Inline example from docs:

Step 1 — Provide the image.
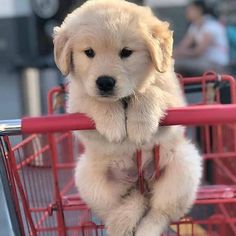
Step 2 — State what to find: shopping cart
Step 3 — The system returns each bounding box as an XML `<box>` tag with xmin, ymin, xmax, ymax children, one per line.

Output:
<box><xmin>1</xmin><ymin>73</ymin><xmax>236</xmax><ymax>236</ymax></box>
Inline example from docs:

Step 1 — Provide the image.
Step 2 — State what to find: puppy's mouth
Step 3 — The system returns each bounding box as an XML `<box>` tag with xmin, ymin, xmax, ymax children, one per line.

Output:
<box><xmin>94</xmin><ymin>88</ymin><xmax>132</xmax><ymax>102</ymax></box>
<box><xmin>96</xmin><ymin>91</ymin><xmax>119</xmax><ymax>102</ymax></box>
<box><xmin>99</xmin><ymin>91</ymin><xmax>114</xmax><ymax>97</ymax></box>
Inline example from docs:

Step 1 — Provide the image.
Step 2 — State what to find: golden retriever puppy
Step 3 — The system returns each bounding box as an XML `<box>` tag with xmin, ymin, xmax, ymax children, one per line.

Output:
<box><xmin>53</xmin><ymin>0</ymin><xmax>202</xmax><ymax>235</ymax></box>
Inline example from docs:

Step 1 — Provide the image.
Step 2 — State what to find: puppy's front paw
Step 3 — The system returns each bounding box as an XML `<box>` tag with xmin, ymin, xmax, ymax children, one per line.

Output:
<box><xmin>106</xmin><ymin>190</ymin><xmax>147</xmax><ymax>236</ymax></box>
<box><xmin>94</xmin><ymin>104</ymin><xmax>126</xmax><ymax>142</ymax></box>
<box><xmin>127</xmin><ymin>120</ymin><xmax>159</xmax><ymax>145</ymax></box>
<box><xmin>126</xmin><ymin>95</ymin><xmax>164</xmax><ymax>145</ymax></box>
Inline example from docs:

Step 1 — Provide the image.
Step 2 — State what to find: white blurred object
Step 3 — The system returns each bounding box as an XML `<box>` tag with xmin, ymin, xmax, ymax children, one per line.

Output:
<box><xmin>144</xmin><ymin>0</ymin><xmax>188</xmax><ymax>7</ymax></box>
<box><xmin>0</xmin><ymin>0</ymin><xmax>31</xmax><ymax>18</ymax></box>
<box><xmin>22</xmin><ymin>68</ymin><xmax>42</xmax><ymax>116</ymax></box>
<box><xmin>32</xmin><ymin>0</ymin><xmax>59</xmax><ymax>19</ymax></box>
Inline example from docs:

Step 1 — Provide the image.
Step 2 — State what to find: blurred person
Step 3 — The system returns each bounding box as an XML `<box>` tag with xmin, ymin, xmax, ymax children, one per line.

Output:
<box><xmin>226</xmin><ymin>23</ymin><xmax>236</xmax><ymax>74</ymax></box>
<box><xmin>174</xmin><ymin>0</ymin><xmax>229</xmax><ymax>76</ymax></box>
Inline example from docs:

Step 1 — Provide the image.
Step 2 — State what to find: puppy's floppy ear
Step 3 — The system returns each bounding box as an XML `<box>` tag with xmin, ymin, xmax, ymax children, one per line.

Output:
<box><xmin>53</xmin><ymin>26</ymin><xmax>72</xmax><ymax>76</ymax></box>
<box><xmin>142</xmin><ymin>20</ymin><xmax>173</xmax><ymax>73</ymax></box>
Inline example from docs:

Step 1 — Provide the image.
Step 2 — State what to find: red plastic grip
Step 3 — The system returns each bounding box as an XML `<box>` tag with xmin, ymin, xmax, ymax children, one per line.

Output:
<box><xmin>22</xmin><ymin>113</ymin><xmax>95</xmax><ymax>134</ymax></box>
<box><xmin>21</xmin><ymin>104</ymin><xmax>236</xmax><ymax>134</ymax></box>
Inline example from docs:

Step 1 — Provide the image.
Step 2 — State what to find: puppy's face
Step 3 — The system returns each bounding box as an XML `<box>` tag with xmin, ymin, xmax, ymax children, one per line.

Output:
<box><xmin>54</xmin><ymin>0</ymin><xmax>173</xmax><ymax>101</ymax></box>
<box><xmin>68</xmin><ymin>21</ymin><xmax>152</xmax><ymax>101</ymax></box>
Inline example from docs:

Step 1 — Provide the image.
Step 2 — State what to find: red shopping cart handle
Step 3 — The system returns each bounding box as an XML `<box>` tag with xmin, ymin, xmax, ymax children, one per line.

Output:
<box><xmin>20</xmin><ymin>104</ymin><xmax>236</xmax><ymax>134</ymax></box>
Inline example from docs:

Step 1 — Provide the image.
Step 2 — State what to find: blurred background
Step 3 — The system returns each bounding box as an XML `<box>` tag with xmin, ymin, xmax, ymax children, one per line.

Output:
<box><xmin>0</xmin><ymin>0</ymin><xmax>236</xmax><ymax>235</ymax></box>
<box><xmin>0</xmin><ymin>0</ymin><xmax>235</xmax><ymax>120</ymax></box>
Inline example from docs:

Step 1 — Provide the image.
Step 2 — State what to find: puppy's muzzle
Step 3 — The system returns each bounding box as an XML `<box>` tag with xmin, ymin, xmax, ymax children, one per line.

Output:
<box><xmin>96</xmin><ymin>76</ymin><xmax>116</xmax><ymax>96</ymax></box>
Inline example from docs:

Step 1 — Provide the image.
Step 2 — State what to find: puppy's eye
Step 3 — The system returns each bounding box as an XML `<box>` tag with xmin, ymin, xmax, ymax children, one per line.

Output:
<box><xmin>120</xmin><ymin>48</ymin><xmax>133</xmax><ymax>59</ymax></box>
<box><xmin>84</xmin><ymin>48</ymin><xmax>95</xmax><ymax>58</ymax></box>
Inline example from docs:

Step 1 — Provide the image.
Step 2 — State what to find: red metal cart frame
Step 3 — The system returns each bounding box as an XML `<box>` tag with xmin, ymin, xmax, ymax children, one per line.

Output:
<box><xmin>1</xmin><ymin>74</ymin><xmax>236</xmax><ymax>236</ymax></box>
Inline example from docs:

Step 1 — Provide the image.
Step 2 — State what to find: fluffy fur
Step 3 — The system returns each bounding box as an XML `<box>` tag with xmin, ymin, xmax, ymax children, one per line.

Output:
<box><xmin>54</xmin><ymin>0</ymin><xmax>202</xmax><ymax>235</ymax></box>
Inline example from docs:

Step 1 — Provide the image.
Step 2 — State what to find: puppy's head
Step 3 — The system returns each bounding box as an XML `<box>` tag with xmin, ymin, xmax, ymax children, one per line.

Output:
<box><xmin>54</xmin><ymin>0</ymin><xmax>173</xmax><ymax>101</ymax></box>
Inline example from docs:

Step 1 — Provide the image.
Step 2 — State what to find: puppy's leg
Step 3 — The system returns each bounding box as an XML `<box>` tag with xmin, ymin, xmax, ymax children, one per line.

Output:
<box><xmin>135</xmin><ymin>140</ymin><xmax>202</xmax><ymax>236</ymax></box>
<box><xmin>76</xmin><ymin>155</ymin><xmax>147</xmax><ymax>236</ymax></box>
<box><xmin>91</xmin><ymin>102</ymin><xmax>127</xmax><ymax>143</ymax></box>
<box><xmin>106</xmin><ymin>189</ymin><xmax>147</xmax><ymax>236</ymax></box>
<box><xmin>75</xmin><ymin>155</ymin><xmax>125</xmax><ymax>221</ymax></box>
<box><xmin>127</xmin><ymin>87</ymin><xmax>167</xmax><ymax>144</ymax></box>
<box><xmin>69</xmin><ymin>93</ymin><xmax>126</xmax><ymax>143</ymax></box>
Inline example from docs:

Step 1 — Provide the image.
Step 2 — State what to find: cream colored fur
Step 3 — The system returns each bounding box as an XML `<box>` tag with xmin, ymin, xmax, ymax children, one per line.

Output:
<box><xmin>54</xmin><ymin>1</ymin><xmax>202</xmax><ymax>235</ymax></box>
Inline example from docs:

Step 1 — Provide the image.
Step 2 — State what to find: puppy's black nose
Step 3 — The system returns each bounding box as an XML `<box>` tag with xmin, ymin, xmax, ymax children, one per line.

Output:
<box><xmin>96</xmin><ymin>76</ymin><xmax>116</xmax><ymax>93</ymax></box>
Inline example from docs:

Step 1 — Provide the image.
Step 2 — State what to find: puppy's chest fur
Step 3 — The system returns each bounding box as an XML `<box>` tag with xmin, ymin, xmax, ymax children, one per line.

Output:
<box><xmin>106</xmin><ymin>143</ymin><xmax>175</xmax><ymax>185</ymax></box>
<box><xmin>79</xmin><ymin>127</ymin><xmax>177</xmax><ymax>187</ymax></box>
<box><xmin>80</xmin><ymin>137</ymin><xmax>173</xmax><ymax>188</ymax></box>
